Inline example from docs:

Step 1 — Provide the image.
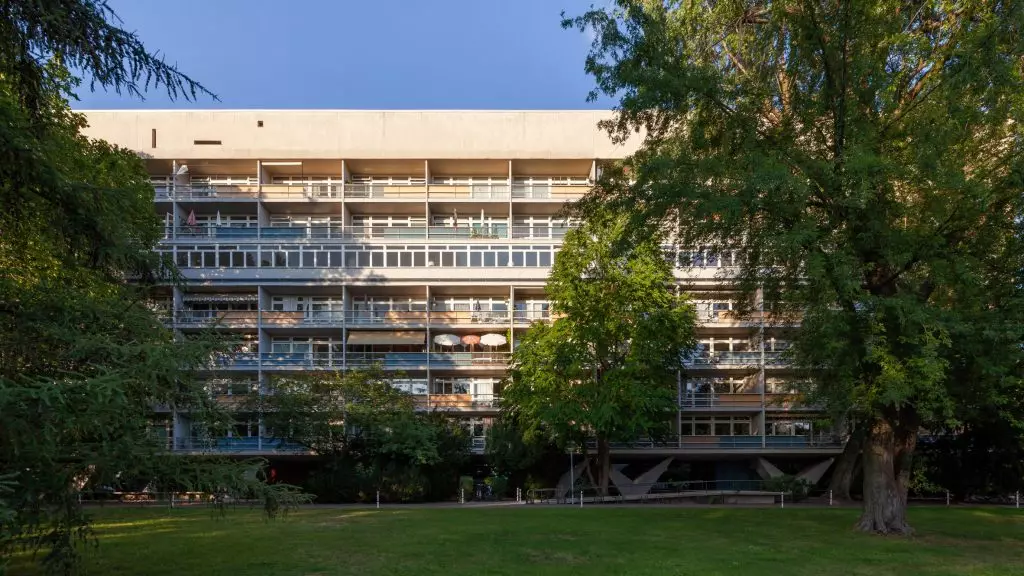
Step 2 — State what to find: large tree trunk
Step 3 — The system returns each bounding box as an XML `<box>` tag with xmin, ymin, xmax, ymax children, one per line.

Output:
<box><xmin>856</xmin><ymin>417</ymin><xmax>915</xmax><ymax>534</ymax></box>
<box><xmin>829</xmin><ymin>423</ymin><xmax>865</xmax><ymax>501</ymax></box>
<box><xmin>594</xmin><ymin>437</ymin><xmax>611</xmax><ymax>497</ymax></box>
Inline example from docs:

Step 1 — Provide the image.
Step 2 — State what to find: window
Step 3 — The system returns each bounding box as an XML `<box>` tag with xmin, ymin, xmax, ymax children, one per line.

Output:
<box><xmin>682</xmin><ymin>416</ymin><xmax>752</xmax><ymax>436</ymax></box>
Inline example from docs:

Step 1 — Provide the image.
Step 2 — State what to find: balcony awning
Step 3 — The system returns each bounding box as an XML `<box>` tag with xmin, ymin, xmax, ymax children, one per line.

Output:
<box><xmin>181</xmin><ymin>294</ymin><xmax>258</xmax><ymax>303</ymax></box>
<box><xmin>346</xmin><ymin>331</ymin><xmax>425</xmax><ymax>345</ymax></box>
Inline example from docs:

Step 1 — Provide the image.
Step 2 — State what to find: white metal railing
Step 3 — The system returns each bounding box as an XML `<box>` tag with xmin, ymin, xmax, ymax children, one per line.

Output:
<box><xmin>344</xmin><ymin>183</ymin><xmax>425</xmax><ymax>198</ymax></box>
<box><xmin>680</xmin><ymin>393</ymin><xmax>763</xmax><ymax>409</ymax></box>
<box><xmin>212</xmin><ymin>351</ymin><xmax>514</xmax><ymax>370</ymax></box>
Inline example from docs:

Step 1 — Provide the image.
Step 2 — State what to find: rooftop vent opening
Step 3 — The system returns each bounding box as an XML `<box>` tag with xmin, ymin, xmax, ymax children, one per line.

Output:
<box><xmin>194</xmin><ymin>139</ymin><xmax>222</xmax><ymax>145</ymax></box>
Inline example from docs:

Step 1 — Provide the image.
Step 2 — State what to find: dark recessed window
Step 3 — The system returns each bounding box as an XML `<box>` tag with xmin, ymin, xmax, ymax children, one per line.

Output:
<box><xmin>194</xmin><ymin>140</ymin><xmax>222</xmax><ymax>145</ymax></box>
<box><xmin>151</xmin><ymin>128</ymin><xmax>157</xmax><ymax>148</ymax></box>
<box><xmin>257</xmin><ymin>120</ymin><xmax>264</xmax><ymax>127</ymax></box>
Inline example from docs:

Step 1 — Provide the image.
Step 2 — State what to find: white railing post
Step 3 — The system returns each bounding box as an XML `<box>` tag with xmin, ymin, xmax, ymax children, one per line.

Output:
<box><xmin>829</xmin><ymin>489</ymin><xmax>833</xmax><ymax>506</ymax></box>
<box><xmin>580</xmin><ymin>490</ymin><xmax>583</xmax><ymax>508</ymax></box>
<box><xmin>780</xmin><ymin>492</ymin><xmax>784</xmax><ymax>508</ymax></box>
<box><xmin>376</xmin><ymin>490</ymin><xmax>380</xmax><ymax>510</ymax></box>
<box><xmin>946</xmin><ymin>490</ymin><xmax>950</xmax><ymax>506</ymax></box>
<box><xmin>1016</xmin><ymin>491</ymin><xmax>1019</xmax><ymax>509</ymax></box>
<box><xmin>460</xmin><ymin>489</ymin><xmax>465</xmax><ymax>504</ymax></box>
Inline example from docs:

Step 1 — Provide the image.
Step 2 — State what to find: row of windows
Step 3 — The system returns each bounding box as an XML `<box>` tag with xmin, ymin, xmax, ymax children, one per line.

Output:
<box><xmin>160</xmin><ymin>244</ymin><xmax>755</xmax><ymax>270</ymax></box>
<box><xmin>163</xmin><ymin>244</ymin><xmax>557</xmax><ymax>269</ymax></box>
<box><xmin>680</xmin><ymin>417</ymin><xmax>816</xmax><ymax>436</ymax></box>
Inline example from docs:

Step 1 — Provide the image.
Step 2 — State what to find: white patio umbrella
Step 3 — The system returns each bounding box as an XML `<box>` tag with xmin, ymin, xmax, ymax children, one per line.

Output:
<box><xmin>433</xmin><ymin>333</ymin><xmax>461</xmax><ymax>347</ymax></box>
<box><xmin>479</xmin><ymin>333</ymin><xmax>507</xmax><ymax>348</ymax></box>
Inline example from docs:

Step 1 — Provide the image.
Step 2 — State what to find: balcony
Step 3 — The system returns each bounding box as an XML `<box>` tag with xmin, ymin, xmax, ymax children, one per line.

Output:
<box><xmin>680</xmin><ymin>393</ymin><xmax>763</xmax><ymax>410</ymax></box>
<box><xmin>588</xmin><ymin>434</ymin><xmax>843</xmax><ymax>453</ymax></box>
<box><xmin>259</xmin><ymin>184</ymin><xmax>341</xmax><ymax>201</ymax></box>
<box><xmin>418</xmin><ymin>394</ymin><xmax>500</xmax><ymax>411</ymax></box>
<box><xmin>175</xmin><ymin>310</ymin><xmax>259</xmax><ymax>328</ymax></box>
<box><xmin>155</xmin><ymin>185</ymin><xmax>259</xmax><ymax>200</ymax></box>
<box><xmin>345</xmin><ymin>183</ymin><xmax>425</xmax><ymax>199</ymax></box>
<box><xmin>219</xmin><ymin>351</ymin><xmax>511</xmax><ymax>370</ymax></box>
<box><xmin>163</xmin><ymin>225</ymin><xmax>568</xmax><ymax>243</ymax></box>
<box><xmin>428</xmin><ymin>310</ymin><xmax>510</xmax><ymax>326</ymax></box>
<box><xmin>513</xmin><ymin>311</ymin><xmax>552</xmax><ymax>324</ymax></box>
<box><xmin>511</xmin><ymin>184</ymin><xmax>589</xmax><ymax>200</ymax></box>
<box><xmin>684</xmin><ymin>352</ymin><xmax>761</xmax><ymax>368</ymax></box>
<box><xmin>346</xmin><ymin>310</ymin><xmax>429</xmax><ymax>326</ymax></box>
<box><xmin>684</xmin><ymin>352</ymin><xmax>789</xmax><ymax>369</ymax></box>
<box><xmin>347</xmin><ymin>352</ymin><xmax>510</xmax><ymax>369</ymax></box>
<box><xmin>259</xmin><ymin>352</ymin><xmax>343</xmax><ymax>370</ymax></box>
<box><xmin>172</xmin><ymin>436</ymin><xmax>307</xmax><ymax>454</ymax></box>
<box><xmin>510</xmin><ymin>225</ymin><xmax>571</xmax><ymax>240</ymax></box>
<box><xmin>427</xmin><ymin>184</ymin><xmax>510</xmax><ymax>200</ymax></box>
<box><xmin>261</xmin><ymin>311</ymin><xmax>346</xmax><ymax>327</ymax></box>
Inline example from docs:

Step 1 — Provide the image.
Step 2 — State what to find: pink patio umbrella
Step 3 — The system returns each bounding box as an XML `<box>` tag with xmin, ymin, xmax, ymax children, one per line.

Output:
<box><xmin>461</xmin><ymin>334</ymin><xmax>481</xmax><ymax>352</ymax></box>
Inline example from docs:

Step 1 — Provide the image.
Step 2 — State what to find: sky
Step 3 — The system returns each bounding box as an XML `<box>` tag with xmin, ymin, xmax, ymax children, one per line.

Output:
<box><xmin>75</xmin><ymin>0</ymin><xmax>613</xmax><ymax>110</ymax></box>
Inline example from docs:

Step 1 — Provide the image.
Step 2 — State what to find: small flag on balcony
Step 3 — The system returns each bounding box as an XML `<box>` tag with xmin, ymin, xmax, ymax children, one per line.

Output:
<box><xmin>186</xmin><ymin>210</ymin><xmax>197</xmax><ymax>227</ymax></box>
<box><xmin>453</xmin><ymin>209</ymin><xmax>458</xmax><ymax>228</ymax></box>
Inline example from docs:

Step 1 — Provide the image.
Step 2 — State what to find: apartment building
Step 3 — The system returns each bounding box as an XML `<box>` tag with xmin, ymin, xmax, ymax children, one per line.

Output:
<box><xmin>82</xmin><ymin>110</ymin><xmax>841</xmax><ymax>484</ymax></box>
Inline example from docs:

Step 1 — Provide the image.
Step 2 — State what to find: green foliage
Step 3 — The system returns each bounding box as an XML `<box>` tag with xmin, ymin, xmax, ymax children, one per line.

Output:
<box><xmin>503</xmin><ymin>210</ymin><xmax>697</xmax><ymax>492</ymax></box>
<box><xmin>564</xmin><ymin>0</ymin><xmax>1024</xmax><ymax>531</ymax></box>
<box><xmin>255</xmin><ymin>369</ymin><xmax>470</xmax><ymax>503</ymax></box>
<box><xmin>764</xmin><ymin>475</ymin><xmax>814</xmax><ymax>502</ymax></box>
<box><xmin>485</xmin><ymin>418</ymin><xmax>552</xmax><ymax>477</ymax></box>
<box><xmin>0</xmin><ymin>1</ymin><xmax>288</xmax><ymax>572</ymax></box>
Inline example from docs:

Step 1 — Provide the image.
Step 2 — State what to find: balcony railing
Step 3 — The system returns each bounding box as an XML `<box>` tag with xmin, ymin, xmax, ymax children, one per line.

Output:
<box><xmin>155</xmin><ymin>185</ymin><xmax>259</xmax><ymax>200</ymax></box>
<box><xmin>259</xmin><ymin>184</ymin><xmax>341</xmax><ymax>200</ymax></box>
<box><xmin>513</xmin><ymin>311</ymin><xmax>552</xmax><ymax>324</ymax></box>
<box><xmin>175</xmin><ymin>310</ymin><xmax>260</xmax><ymax>326</ymax></box>
<box><xmin>511</xmin><ymin>184</ymin><xmax>591</xmax><ymax>199</ymax></box>
<box><xmin>419</xmin><ymin>394</ymin><xmax>500</xmax><ymax>410</ymax></box>
<box><xmin>165</xmin><ymin>225</ymin><xmax>571</xmax><ymax>242</ymax></box>
<box><xmin>680</xmin><ymin>393</ymin><xmax>763</xmax><ymax>409</ymax></box>
<box><xmin>213</xmin><ymin>351</ymin><xmax>512</xmax><ymax>370</ymax></box>
<box><xmin>172</xmin><ymin>436</ymin><xmax>306</xmax><ymax>454</ymax></box>
<box><xmin>347</xmin><ymin>352</ymin><xmax>511</xmax><ymax>368</ymax></box>
<box><xmin>261</xmin><ymin>311</ymin><xmax>346</xmax><ymax>326</ymax></box>
<box><xmin>154</xmin><ymin>184</ymin><xmax>590</xmax><ymax>202</ymax></box>
<box><xmin>170</xmin><ymin>309</ymin><xmax>552</xmax><ymax>328</ymax></box>
<box><xmin>684</xmin><ymin>352</ymin><xmax>789</xmax><ymax>368</ymax></box>
<box><xmin>427</xmin><ymin>184</ymin><xmax>511</xmax><ymax>200</ymax></box>
<box><xmin>346</xmin><ymin>311</ymin><xmax>429</xmax><ymax>325</ymax></box>
<box><xmin>587</xmin><ymin>434</ymin><xmax>842</xmax><ymax>450</ymax></box>
<box><xmin>345</xmin><ymin>183</ymin><xmax>425</xmax><ymax>198</ymax></box>
<box><xmin>427</xmin><ymin>310</ymin><xmax>511</xmax><ymax>324</ymax></box>
<box><xmin>510</xmin><ymin>226</ymin><xmax>571</xmax><ymax>239</ymax></box>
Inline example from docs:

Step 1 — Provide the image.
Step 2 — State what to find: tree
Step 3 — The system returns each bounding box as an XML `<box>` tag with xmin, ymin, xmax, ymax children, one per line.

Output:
<box><xmin>255</xmin><ymin>369</ymin><xmax>470</xmax><ymax>503</ymax></box>
<box><xmin>0</xmin><ymin>2</ymin><xmax>303</xmax><ymax>573</ymax></box>
<box><xmin>565</xmin><ymin>0</ymin><xmax>1024</xmax><ymax>533</ymax></box>
<box><xmin>503</xmin><ymin>211</ymin><xmax>697</xmax><ymax>495</ymax></box>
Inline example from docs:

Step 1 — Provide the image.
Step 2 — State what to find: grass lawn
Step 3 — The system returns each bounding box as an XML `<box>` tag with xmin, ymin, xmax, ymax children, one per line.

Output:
<box><xmin>8</xmin><ymin>505</ymin><xmax>1024</xmax><ymax>575</ymax></box>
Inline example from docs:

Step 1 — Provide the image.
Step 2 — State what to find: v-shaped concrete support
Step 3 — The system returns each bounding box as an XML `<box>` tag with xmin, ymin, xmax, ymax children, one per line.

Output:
<box><xmin>609</xmin><ymin>457</ymin><xmax>674</xmax><ymax>497</ymax></box>
<box><xmin>556</xmin><ymin>458</ymin><xmax>591</xmax><ymax>498</ymax></box>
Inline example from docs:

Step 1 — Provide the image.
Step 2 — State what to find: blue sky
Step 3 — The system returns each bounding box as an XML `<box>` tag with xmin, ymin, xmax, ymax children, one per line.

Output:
<box><xmin>75</xmin><ymin>0</ymin><xmax>611</xmax><ymax>110</ymax></box>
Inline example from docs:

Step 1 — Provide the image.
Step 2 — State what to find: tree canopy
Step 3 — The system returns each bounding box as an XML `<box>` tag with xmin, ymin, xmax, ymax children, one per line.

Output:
<box><xmin>565</xmin><ymin>0</ymin><xmax>1024</xmax><ymax>533</ymax></box>
<box><xmin>0</xmin><ymin>2</ymin><xmax>294</xmax><ymax>573</ymax></box>
<box><xmin>503</xmin><ymin>211</ymin><xmax>697</xmax><ymax>494</ymax></box>
<box><xmin>255</xmin><ymin>369</ymin><xmax>471</xmax><ymax>503</ymax></box>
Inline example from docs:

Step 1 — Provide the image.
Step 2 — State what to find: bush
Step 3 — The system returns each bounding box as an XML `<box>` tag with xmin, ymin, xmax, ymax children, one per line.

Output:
<box><xmin>459</xmin><ymin>476</ymin><xmax>475</xmax><ymax>500</ymax></box>
<box><xmin>489</xmin><ymin>475</ymin><xmax>509</xmax><ymax>499</ymax></box>
<box><xmin>764</xmin><ymin>475</ymin><xmax>813</xmax><ymax>502</ymax></box>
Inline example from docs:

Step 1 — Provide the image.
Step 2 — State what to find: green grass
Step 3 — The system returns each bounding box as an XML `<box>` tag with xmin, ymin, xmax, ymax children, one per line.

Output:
<box><xmin>9</xmin><ymin>505</ymin><xmax>1024</xmax><ymax>575</ymax></box>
